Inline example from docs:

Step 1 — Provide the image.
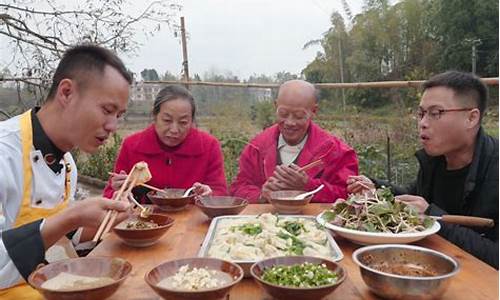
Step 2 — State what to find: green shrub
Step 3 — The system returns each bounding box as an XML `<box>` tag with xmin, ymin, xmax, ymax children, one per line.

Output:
<box><xmin>214</xmin><ymin>132</ymin><xmax>250</xmax><ymax>184</ymax></box>
<box><xmin>251</xmin><ymin>100</ymin><xmax>275</xmax><ymax>129</ymax></box>
<box><xmin>356</xmin><ymin>144</ymin><xmax>387</xmax><ymax>179</ymax></box>
<box><xmin>74</xmin><ymin>134</ymin><xmax>122</xmax><ymax>181</ymax></box>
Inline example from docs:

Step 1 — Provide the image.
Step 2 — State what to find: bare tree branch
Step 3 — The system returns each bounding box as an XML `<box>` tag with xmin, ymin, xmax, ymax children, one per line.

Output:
<box><xmin>0</xmin><ymin>29</ymin><xmax>60</xmax><ymax>52</ymax></box>
<box><xmin>0</xmin><ymin>4</ymin><xmax>95</xmax><ymax>18</ymax></box>
<box><xmin>1</xmin><ymin>0</ymin><xmax>181</xmax><ymax>79</ymax></box>
<box><xmin>1</xmin><ymin>14</ymin><xmax>60</xmax><ymax>47</ymax></box>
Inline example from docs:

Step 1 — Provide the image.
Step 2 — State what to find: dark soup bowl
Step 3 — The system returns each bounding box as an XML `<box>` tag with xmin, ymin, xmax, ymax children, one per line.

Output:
<box><xmin>195</xmin><ymin>196</ymin><xmax>248</xmax><ymax>219</ymax></box>
<box><xmin>147</xmin><ymin>189</ymin><xmax>195</xmax><ymax>211</ymax></box>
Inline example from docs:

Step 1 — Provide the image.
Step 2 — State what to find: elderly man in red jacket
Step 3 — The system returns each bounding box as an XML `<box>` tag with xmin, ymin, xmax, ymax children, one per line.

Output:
<box><xmin>230</xmin><ymin>80</ymin><xmax>358</xmax><ymax>203</ymax></box>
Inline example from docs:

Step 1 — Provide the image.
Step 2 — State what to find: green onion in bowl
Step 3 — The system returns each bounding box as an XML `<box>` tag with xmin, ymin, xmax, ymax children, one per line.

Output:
<box><xmin>261</xmin><ymin>262</ymin><xmax>338</xmax><ymax>288</ymax></box>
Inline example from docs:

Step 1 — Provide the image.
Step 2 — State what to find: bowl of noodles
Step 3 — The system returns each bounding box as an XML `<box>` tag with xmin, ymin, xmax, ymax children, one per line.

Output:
<box><xmin>113</xmin><ymin>214</ymin><xmax>174</xmax><ymax>247</ymax></box>
<box><xmin>28</xmin><ymin>256</ymin><xmax>131</xmax><ymax>300</ymax></box>
<box><xmin>316</xmin><ymin>187</ymin><xmax>440</xmax><ymax>245</ymax></box>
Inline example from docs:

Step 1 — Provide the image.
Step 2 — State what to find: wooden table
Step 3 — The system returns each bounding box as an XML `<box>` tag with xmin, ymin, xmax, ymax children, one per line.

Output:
<box><xmin>90</xmin><ymin>204</ymin><xmax>499</xmax><ymax>299</ymax></box>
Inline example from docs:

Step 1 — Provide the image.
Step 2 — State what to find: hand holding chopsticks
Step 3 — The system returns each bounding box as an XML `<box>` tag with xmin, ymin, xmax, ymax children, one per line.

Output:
<box><xmin>93</xmin><ymin>162</ymin><xmax>152</xmax><ymax>242</ymax></box>
<box><xmin>266</xmin><ymin>159</ymin><xmax>324</xmax><ymax>192</ymax></box>
<box><xmin>92</xmin><ymin>169</ymin><xmax>135</xmax><ymax>242</ymax></box>
<box><xmin>347</xmin><ymin>175</ymin><xmax>376</xmax><ymax>194</ymax></box>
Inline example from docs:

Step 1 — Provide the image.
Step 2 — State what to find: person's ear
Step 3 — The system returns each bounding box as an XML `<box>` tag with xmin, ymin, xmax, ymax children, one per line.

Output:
<box><xmin>467</xmin><ymin>108</ymin><xmax>481</xmax><ymax>128</ymax></box>
<box><xmin>311</xmin><ymin>103</ymin><xmax>318</xmax><ymax>116</ymax></box>
<box><xmin>55</xmin><ymin>79</ymin><xmax>75</xmax><ymax>108</ymax></box>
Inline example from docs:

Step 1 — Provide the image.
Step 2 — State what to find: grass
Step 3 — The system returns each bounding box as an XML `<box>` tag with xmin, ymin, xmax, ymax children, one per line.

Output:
<box><xmin>76</xmin><ymin>98</ymin><xmax>499</xmax><ymax>187</ymax></box>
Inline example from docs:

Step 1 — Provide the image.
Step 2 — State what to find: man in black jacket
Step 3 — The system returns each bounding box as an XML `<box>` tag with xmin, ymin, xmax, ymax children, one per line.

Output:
<box><xmin>347</xmin><ymin>71</ymin><xmax>499</xmax><ymax>269</ymax></box>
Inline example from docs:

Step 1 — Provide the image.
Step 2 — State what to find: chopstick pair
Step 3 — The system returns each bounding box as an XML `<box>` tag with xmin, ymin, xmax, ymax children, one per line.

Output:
<box><xmin>298</xmin><ymin>159</ymin><xmax>324</xmax><ymax>172</ymax></box>
<box><xmin>93</xmin><ymin>167</ymin><xmax>138</xmax><ymax>242</ymax></box>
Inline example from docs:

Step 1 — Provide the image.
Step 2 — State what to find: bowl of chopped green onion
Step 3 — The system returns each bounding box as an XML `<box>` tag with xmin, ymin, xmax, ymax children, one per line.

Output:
<box><xmin>250</xmin><ymin>256</ymin><xmax>346</xmax><ymax>300</ymax></box>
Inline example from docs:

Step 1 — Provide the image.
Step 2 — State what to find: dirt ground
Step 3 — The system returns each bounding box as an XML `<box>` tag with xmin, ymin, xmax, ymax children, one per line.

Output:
<box><xmin>76</xmin><ymin>182</ymin><xmax>103</xmax><ymax>199</ymax></box>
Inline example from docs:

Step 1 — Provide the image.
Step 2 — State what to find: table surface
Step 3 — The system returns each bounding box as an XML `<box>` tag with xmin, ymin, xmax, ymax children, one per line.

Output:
<box><xmin>90</xmin><ymin>204</ymin><xmax>499</xmax><ymax>300</ymax></box>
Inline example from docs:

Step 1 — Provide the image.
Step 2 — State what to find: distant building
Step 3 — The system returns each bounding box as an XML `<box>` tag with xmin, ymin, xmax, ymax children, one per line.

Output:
<box><xmin>130</xmin><ymin>81</ymin><xmax>163</xmax><ymax>102</ymax></box>
<box><xmin>255</xmin><ymin>88</ymin><xmax>273</xmax><ymax>102</ymax></box>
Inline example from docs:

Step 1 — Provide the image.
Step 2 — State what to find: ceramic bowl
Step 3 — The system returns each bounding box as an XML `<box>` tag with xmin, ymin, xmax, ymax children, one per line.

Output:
<box><xmin>268</xmin><ymin>190</ymin><xmax>313</xmax><ymax>214</ymax></box>
<box><xmin>145</xmin><ymin>257</ymin><xmax>244</xmax><ymax>300</ymax></box>
<box><xmin>250</xmin><ymin>255</ymin><xmax>346</xmax><ymax>300</ymax></box>
<box><xmin>113</xmin><ymin>214</ymin><xmax>174</xmax><ymax>247</ymax></box>
<box><xmin>28</xmin><ymin>256</ymin><xmax>131</xmax><ymax>300</ymax></box>
<box><xmin>195</xmin><ymin>196</ymin><xmax>248</xmax><ymax>219</ymax></box>
<box><xmin>147</xmin><ymin>189</ymin><xmax>195</xmax><ymax>211</ymax></box>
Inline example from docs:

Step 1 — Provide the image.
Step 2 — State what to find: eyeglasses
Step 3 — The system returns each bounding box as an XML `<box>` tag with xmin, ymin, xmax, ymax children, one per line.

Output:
<box><xmin>276</xmin><ymin>106</ymin><xmax>311</xmax><ymax>123</ymax></box>
<box><xmin>416</xmin><ymin>107</ymin><xmax>476</xmax><ymax>121</ymax></box>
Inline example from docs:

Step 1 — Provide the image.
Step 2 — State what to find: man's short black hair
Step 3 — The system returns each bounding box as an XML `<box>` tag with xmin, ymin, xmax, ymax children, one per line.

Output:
<box><xmin>46</xmin><ymin>44</ymin><xmax>132</xmax><ymax>100</ymax></box>
<box><xmin>422</xmin><ymin>71</ymin><xmax>488</xmax><ymax>120</ymax></box>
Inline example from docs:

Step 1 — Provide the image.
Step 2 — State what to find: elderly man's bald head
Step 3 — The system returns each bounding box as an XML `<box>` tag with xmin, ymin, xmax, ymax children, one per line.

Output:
<box><xmin>276</xmin><ymin>80</ymin><xmax>318</xmax><ymax>108</ymax></box>
<box><xmin>274</xmin><ymin>80</ymin><xmax>318</xmax><ymax>145</ymax></box>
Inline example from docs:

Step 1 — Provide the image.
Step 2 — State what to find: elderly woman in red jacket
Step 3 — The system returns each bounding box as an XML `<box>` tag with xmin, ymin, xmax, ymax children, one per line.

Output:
<box><xmin>103</xmin><ymin>85</ymin><xmax>227</xmax><ymax>202</ymax></box>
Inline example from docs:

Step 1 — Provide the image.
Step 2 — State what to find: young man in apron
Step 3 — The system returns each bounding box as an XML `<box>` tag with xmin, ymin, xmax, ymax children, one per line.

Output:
<box><xmin>0</xmin><ymin>45</ymin><xmax>133</xmax><ymax>298</ymax></box>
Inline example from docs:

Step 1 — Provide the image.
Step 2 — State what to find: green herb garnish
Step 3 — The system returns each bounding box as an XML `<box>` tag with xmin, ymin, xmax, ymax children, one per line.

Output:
<box><xmin>232</xmin><ymin>223</ymin><xmax>263</xmax><ymax>235</ymax></box>
<box><xmin>277</xmin><ymin>231</ymin><xmax>307</xmax><ymax>255</ymax></box>
<box><xmin>261</xmin><ymin>262</ymin><xmax>338</xmax><ymax>287</ymax></box>
<box><xmin>281</xmin><ymin>221</ymin><xmax>307</xmax><ymax>236</ymax></box>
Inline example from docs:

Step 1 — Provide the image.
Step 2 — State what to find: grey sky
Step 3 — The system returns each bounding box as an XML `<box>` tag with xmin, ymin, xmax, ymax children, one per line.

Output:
<box><xmin>124</xmin><ymin>0</ymin><xmax>363</xmax><ymax>80</ymax></box>
<box><xmin>0</xmin><ymin>0</ymin><xmax>364</xmax><ymax>80</ymax></box>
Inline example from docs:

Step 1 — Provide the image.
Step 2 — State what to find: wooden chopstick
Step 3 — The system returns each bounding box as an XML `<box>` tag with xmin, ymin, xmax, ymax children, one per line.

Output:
<box><xmin>102</xmin><ymin>178</ymin><xmax>137</xmax><ymax>236</ymax></box>
<box><xmin>298</xmin><ymin>159</ymin><xmax>323</xmax><ymax>172</ymax></box>
<box><xmin>357</xmin><ymin>181</ymin><xmax>375</xmax><ymax>191</ymax></box>
<box><xmin>93</xmin><ymin>210</ymin><xmax>112</xmax><ymax>242</ymax></box>
<box><xmin>107</xmin><ymin>172</ymin><xmax>166</xmax><ymax>194</ymax></box>
<box><xmin>93</xmin><ymin>166</ymin><xmax>136</xmax><ymax>242</ymax></box>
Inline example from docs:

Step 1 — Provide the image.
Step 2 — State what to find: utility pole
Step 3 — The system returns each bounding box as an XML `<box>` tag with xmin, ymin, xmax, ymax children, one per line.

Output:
<box><xmin>386</xmin><ymin>133</ymin><xmax>392</xmax><ymax>183</ymax></box>
<box><xmin>180</xmin><ymin>16</ymin><xmax>190</xmax><ymax>86</ymax></box>
<box><xmin>467</xmin><ymin>38</ymin><xmax>481</xmax><ymax>74</ymax></box>
<box><xmin>338</xmin><ymin>38</ymin><xmax>346</xmax><ymax>111</ymax></box>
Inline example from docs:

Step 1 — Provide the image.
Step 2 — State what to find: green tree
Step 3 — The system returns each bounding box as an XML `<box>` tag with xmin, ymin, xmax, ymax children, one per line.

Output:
<box><xmin>302</xmin><ymin>0</ymin><xmax>498</xmax><ymax>108</ymax></box>
<box><xmin>140</xmin><ymin>68</ymin><xmax>160</xmax><ymax>81</ymax></box>
<box><xmin>162</xmin><ymin>70</ymin><xmax>178</xmax><ymax>81</ymax></box>
<box><xmin>246</xmin><ymin>73</ymin><xmax>273</xmax><ymax>84</ymax></box>
<box><xmin>426</xmin><ymin>0</ymin><xmax>498</xmax><ymax>76</ymax></box>
<box><xmin>274</xmin><ymin>71</ymin><xmax>298</xmax><ymax>83</ymax></box>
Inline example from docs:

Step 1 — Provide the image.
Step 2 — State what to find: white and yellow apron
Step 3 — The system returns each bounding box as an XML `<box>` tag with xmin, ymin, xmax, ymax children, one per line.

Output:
<box><xmin>0</xmin><ymin>110</ymin><xmax>71</xmax><ymax>300</ymax></box>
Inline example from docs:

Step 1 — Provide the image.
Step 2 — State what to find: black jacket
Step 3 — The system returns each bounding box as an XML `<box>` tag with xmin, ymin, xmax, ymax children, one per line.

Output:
<box><xmin>375</xmin><ymin>128</ymin><xmax>499</xmax><ymax>269</ymax></box>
